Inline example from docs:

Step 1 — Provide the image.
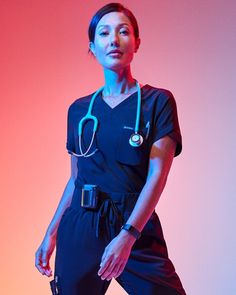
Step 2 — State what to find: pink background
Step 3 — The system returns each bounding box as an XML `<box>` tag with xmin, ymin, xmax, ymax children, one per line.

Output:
<box><xmin>1</xmin><ymin>0</ymin><xmax>235</xmax><ymax>294</ymax></box>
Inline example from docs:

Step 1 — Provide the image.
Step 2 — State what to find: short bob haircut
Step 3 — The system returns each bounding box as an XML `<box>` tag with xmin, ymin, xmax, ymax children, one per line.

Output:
<box><xmin>88</xmin><ymin>2</ymin><xmax>140</xmax><ymax>55</ymax></box>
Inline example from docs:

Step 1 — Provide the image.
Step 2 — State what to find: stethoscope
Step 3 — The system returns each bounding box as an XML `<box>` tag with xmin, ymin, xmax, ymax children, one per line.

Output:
<box><xmin>71</xmin><ymin>80</ymin><xmax>143</xmax><ymax>158</ymax></box>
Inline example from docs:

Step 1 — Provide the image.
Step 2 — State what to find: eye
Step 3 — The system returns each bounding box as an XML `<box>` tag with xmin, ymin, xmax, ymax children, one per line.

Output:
<box><xmin>99</xmin><ymin>31</ymin><xmax>108</xmax><ymax>36</ymax></box>
<box><xmin>120</xmin><ymin>30</ymin><xmax>129</xmax><ymax>35</ymax></box>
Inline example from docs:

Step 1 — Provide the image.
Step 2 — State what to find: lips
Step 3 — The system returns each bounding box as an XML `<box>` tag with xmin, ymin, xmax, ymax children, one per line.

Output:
<box><xmin>107</xmin><ymin>50</ymin><xmax>123</xmax><ymax>55</ymax></box>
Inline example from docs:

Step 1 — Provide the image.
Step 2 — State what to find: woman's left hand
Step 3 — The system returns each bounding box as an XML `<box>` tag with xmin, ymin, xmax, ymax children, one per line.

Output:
<box><xmin>98</xmin><ymin>230</ymin><xmax>136</xmax><ymax>280</ymax></box>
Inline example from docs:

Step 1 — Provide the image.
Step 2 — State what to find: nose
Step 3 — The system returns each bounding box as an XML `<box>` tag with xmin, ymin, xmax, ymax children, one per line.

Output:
<box><xmin>110</xmin><ymin>31</ymin><xmax>120</xmax><ymax>47</ymax></box>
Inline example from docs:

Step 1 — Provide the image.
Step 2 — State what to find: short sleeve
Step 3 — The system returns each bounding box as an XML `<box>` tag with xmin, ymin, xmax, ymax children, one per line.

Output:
<box><xmin>66</xmin><ymin>105</ymin><xmax>76</xmax><ymax>155</ymax></box>
<box><xmin>151</xmin><ymin>90</ymin><xmax>182</xmax><ymax>157</ymax></box>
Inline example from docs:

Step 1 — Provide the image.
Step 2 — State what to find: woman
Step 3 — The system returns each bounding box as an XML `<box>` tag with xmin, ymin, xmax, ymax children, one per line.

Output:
<box><xmin>35</xmin><ymin>3</ymin><xmax>186</xmax><ymax>295</ymax></box>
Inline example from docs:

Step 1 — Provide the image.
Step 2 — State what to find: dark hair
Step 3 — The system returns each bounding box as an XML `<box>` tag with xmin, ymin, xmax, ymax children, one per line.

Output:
<box><xmin>88</xmin><ymin>2</ymin><xmax>139</xmax><ymax>55</ymax></box>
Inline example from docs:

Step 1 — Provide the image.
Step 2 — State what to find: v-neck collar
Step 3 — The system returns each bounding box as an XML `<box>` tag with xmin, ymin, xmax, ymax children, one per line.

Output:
<box><xmin>98</xmin><ymin>84</ymin><xmax>148</xmax><ymax>112</ymax></box>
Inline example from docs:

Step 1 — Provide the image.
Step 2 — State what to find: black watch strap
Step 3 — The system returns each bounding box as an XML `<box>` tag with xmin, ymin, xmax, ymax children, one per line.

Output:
<box><xmin>121</xmin><ymin>223</ymin><xmax>141</xmax><ymax>239</ymax></box>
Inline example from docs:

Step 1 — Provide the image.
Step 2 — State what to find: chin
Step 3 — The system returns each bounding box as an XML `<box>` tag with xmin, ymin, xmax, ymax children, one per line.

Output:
<box><xmin>105</xmin><ymin>64</ymin><xmax>127</xmax><ymax>71</ymax></box>
<box><xmin>103</xmin><ymin>60</ymin><xmax>133</xmax><ymax>71</ymax></box>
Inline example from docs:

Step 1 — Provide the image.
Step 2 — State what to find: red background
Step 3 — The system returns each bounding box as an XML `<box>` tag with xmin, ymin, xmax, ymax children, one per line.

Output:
<box><xmin>1</xmin><ymin>1</ymin><xmax>235</xmax><ymax>294</ymax></box>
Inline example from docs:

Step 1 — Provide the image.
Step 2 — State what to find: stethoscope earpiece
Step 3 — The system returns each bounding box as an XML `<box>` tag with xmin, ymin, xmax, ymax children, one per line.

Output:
<box><xmin>129</xmin><ymin>133</ymin><xmax>143</xmax><ymax>147</ymax></box>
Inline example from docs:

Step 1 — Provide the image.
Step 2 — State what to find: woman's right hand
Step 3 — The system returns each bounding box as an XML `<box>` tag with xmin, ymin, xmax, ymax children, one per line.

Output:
<box><xmin>35</xmin><ymin>233</ymin><xmax>56</xmax><ymax>277</ymax></box>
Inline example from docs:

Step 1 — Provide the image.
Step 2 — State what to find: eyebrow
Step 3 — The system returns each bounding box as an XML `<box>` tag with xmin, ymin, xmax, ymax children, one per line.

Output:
<box><xmin>97</xmin><ymin>23</ymin><xmax>130</xmax><ymax>29</ymax></box>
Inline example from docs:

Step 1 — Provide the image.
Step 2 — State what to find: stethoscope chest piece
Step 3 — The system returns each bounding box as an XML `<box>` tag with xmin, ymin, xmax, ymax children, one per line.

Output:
<box><xmin>129</xmin><ymin>133</ymin><xmax>143</xmax><ymax>147</ymax></box>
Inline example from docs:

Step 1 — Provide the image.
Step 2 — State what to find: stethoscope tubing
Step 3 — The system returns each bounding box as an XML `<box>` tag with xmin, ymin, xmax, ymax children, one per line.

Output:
<box><xmin>75</xmin><ymin>80</ymin><xmax>142</xmax><ymax>157</ymax></box>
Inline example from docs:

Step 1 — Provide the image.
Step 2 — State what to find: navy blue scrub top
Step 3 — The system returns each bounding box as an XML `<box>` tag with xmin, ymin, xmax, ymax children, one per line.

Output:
<box><xmin>66</xmin><ymin>84</ymin><xmax>182</xmax><ymax>193</ymax></box>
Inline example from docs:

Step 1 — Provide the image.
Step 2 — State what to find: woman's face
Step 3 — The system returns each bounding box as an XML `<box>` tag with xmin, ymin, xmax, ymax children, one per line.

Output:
<box><xmin>89</xmin><ymin>11</ymin><xmax>140</xmax><ymax>71</ymax></box>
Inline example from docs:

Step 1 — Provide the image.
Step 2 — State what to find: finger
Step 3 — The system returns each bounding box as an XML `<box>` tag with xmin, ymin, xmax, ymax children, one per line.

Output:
<box><xmin>41</xmin><ymin>250</ymin><xmax>48</xmax><ymax>269</ymax></box>
<box><xmin>44</xmin><ymin>266</ymin><xmax>52</xmax><ymax>277</ymax></box>
<box><xmin>98</xmin><ymin>259</ymin><xmax>111</xmax><ymax>276</ymax></box>
<box><xmin>35</xmin><ymin>263</ymin><xmax>45</xmax><ymax>275</ymax></box>
<box><xmin>35</xmin><ymin>250</ymin><xmax>46</xmax><ymax>275</ymax></box>
<box><xmin>98</xmin><ymin>249</ymin><xmax>110</xmax><ymax>274</ymax></box>
<box><xmin>100</xmin><ymin>247</ymin><xmax>108</xmax><ymax>264</ymax></box>
<box><xmin>43</xmin><ymin>261</ymin><xmax>52</xmax><ymax>276</ymax></box>
<box><xmin>113</xmin><ymin>261</ymin><xmax>126</xmax><ymax>279</ymax></box>
<box><xmin>98</xmin><ymin>256</ymin><xmax>113</xmax><ymax>277</ymax></box>
<box><xmin>100</xmin><ymin>257</ymin><xmax>119</xmax><ymax>280</ymax></box>
<box><xmin>39</xmin><ymin>249</ymin><xmax>50</xmax><ymax>275</ymax></box>
<box><xmin>106</xmin><ymin>261</ymin><xmax>122</xmax><ymax>280</ymax></box>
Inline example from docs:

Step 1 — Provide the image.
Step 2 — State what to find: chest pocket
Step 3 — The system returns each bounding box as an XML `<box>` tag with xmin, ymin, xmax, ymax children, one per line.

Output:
<box><xmin>116</xmin><ymin>128</ymin><xmax>149</xmax><ymax>166</ymax></box>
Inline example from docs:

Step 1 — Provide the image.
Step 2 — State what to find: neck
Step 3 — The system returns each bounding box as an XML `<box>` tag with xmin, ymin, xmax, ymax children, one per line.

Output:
<box><xmin>102</xmin><ymin>67</ymin><xmax>137</xmax><ymax>96</ymax></box>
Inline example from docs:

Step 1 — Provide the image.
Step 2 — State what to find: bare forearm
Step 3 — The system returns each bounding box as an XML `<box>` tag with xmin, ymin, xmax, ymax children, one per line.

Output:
<box><xmin>125</xmin><ymin>172</ymin><xmax>167</xmax><ymax>232</ymax></box>
<box><xmin>125</xmin><ymin>137</ymin><xmax>176</xmax><ymax>233</ymax></box>
<box><xmin>45</xmin><ymin>177</ymin><xmax>75</xmax><ymax>238</ymax></box>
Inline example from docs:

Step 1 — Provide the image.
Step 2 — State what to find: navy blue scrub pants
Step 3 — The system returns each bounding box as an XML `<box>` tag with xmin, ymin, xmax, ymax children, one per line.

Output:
<box><xmin>52</xmin><ymin>186</ymin><xmax>186</xmax><ymax>295</ymax></box>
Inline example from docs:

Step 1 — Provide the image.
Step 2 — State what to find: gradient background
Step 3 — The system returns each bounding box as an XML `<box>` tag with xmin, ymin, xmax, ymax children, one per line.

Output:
<box><xmin>1</xmin><ymin>0</ymin><xmax>235</xmax><ymax>294</ymax></box>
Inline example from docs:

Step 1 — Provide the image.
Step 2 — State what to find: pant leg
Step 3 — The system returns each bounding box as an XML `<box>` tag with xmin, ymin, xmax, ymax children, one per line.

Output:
<box><xmin>53</xmin><ymin>204</ymin><xmax>111</xmax><ymax>295</ymax></box>
<box><xmin>116</xmin><ymin>271</ymin><xmax>184</xmax><ymax>295</ymax></box>
<box><xmin>115</xmin><ymin>211</ymin><xmax>186</xmax><ymax>295</ymax></box>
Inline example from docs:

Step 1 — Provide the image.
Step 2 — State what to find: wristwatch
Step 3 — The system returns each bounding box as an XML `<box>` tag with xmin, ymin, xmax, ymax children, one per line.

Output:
<box><xmin>121</xmin><ymin>223</ymin><xmax>141</xmax><ymax>239</ymax></box>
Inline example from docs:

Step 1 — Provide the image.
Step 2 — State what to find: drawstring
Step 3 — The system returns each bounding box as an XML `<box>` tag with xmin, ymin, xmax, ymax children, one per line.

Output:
<box><xmin>95</xmin><ymin>197</ymin><xmax>123</xmax><ymax>240</ymax></box>
<box><xmin>71</xmin><ymin>186</ymin><xmax>140</xmax><ymax>240</ymax></box>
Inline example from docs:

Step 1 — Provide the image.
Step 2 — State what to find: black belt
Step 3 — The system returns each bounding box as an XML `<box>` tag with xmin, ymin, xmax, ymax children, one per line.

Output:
<box><xmin>71</xmin><ymin>186</ymin><xmax>140</xmax><ymax>240</ymax></box>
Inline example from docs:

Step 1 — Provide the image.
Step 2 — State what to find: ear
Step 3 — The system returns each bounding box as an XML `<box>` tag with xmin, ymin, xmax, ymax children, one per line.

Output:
<box><xmin>89</xmin><ymin>42</ymin><xmax>96</xmax><ymax>56</ymax></box>
<box><xmin>134</xmin><ymin>38</ymin><xmax>141</xmax><ymax>53</ymax></box>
